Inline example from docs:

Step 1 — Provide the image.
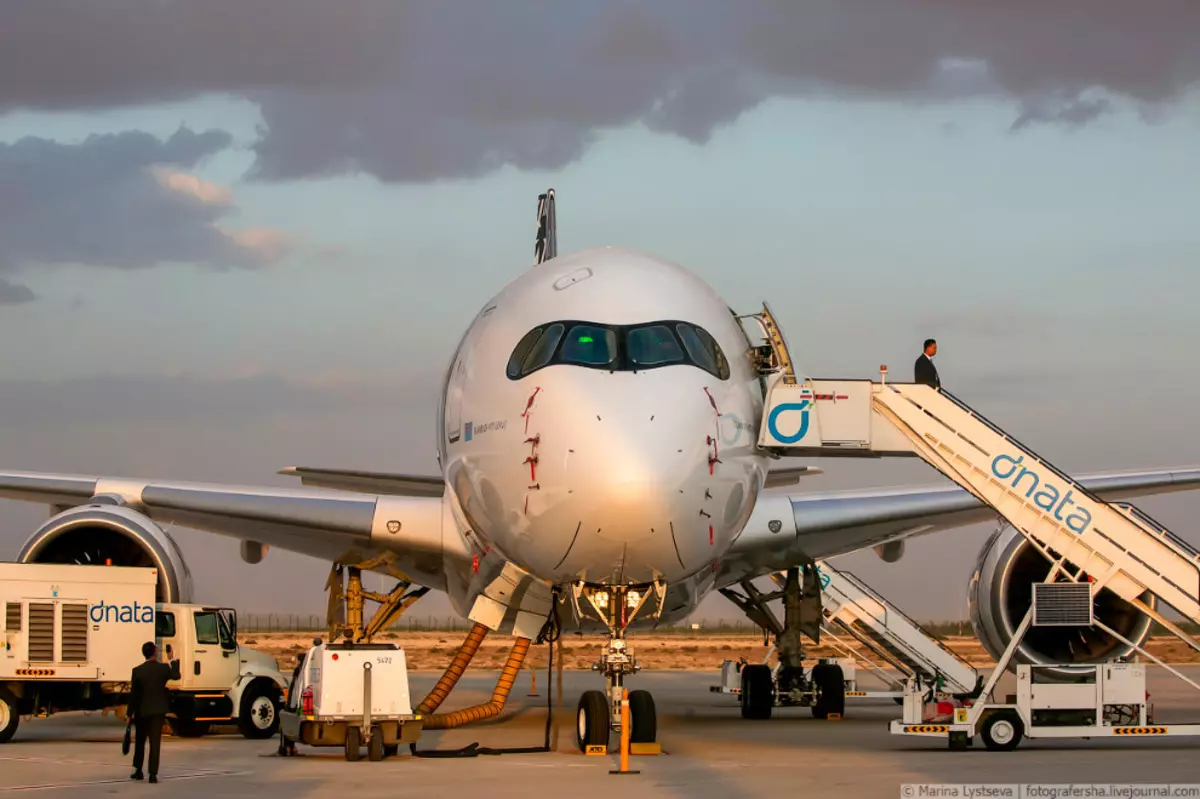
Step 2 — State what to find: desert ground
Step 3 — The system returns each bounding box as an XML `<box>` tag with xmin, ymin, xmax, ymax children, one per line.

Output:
<box><xmin>241</xmin><ymin>630</ymin><xmax>1200</xmax><ymax>672</ymax></box>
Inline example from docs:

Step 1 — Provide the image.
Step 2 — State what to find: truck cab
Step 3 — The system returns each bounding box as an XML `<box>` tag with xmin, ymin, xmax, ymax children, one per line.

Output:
<box><xmin>154</xmin><ymin>604</ymin><xmax>287</xmax><ymax>739</ymax></box>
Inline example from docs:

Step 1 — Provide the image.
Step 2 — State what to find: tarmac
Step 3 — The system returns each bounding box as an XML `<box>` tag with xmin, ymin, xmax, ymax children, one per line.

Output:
<box><xmin>3</xmin><ymin>668</ymin><xmax>1200</xmax><ymax>798</ymax></box>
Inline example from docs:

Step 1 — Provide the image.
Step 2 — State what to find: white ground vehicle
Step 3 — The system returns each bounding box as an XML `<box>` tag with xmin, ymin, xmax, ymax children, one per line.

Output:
<box><xmin>278</xmin><ymin>640</ymin><xmax>423</xmax><ymax>761</ymax></box>
<box><xmin>892</xmin><ymin>581</ymin><xmax>1200</xmax><ymax>750</ymax></box>
<box><xmin>0</xmin><ymin>563</ymin><xmax>288</xmax><ymax>743</ymax></box>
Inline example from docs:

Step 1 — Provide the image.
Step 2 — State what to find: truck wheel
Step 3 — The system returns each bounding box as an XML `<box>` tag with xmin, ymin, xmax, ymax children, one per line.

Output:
<box><xmin>368</xmin><ymin>727</ymin><xmax>384</xmax><ymax>762</ymax></box>
<box><xmin>740</xmin><ymin>664</ymin><xmax>774</xmax><ymax>720</ymax></box>
<box><xmin>344</xmin><ymin>726</ymin><xmax>361</xmax><ymax>762</ymax></box>
<box><xmin>576</xmin><ymin>691</ymin><xmax>609</xmax><ymax>752</ymax></box>
<box><xmin>167</xmin><ymin>718</ymin><xmax>211</xmax><ymax>738</ymax></box>
<box><xmin>238</xmin><ymin>682</ymin><xmax>281</xmax><ymax>739</ymax></box>
<box><xmin>811</xmin><ymin>663</ymin><xmax>846</xmax><ymax>719</ymax></box>
<box><xmin>0</xmin><ymin>687</ymin><xmax>18</xmax><ymax>744</ymax></box>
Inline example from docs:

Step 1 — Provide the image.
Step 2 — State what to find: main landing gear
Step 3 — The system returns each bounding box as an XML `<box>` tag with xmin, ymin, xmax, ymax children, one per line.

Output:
<box><xmin>570</xmin><ymin>582</ymin><xmax>665</xmax><ymax>753</ymax></box>
<box><xmin>325</xmin><ymin>558</ymin><xmax>430</xmax><ymax>644</ymax></box>
<box><xmin>720</xmin><ymin>565</ymin><xmax>846</xmax><ymax>720</ymax></box>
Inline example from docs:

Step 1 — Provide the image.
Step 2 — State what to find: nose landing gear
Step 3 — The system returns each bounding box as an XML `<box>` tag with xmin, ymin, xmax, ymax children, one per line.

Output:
<box><xmin>571</xmin><ymin>582</ymin><xmax>665</xmax><ymax>753</ymax></box>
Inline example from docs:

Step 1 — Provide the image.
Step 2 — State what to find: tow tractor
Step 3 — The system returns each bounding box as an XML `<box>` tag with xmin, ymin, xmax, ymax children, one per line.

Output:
<box><xmin>278</xmin><ymin>639</ymin><xmax>423</xmax><ymax>762</ymax></box>
<box><xmin>739</xmin><ymin>304</ymin><xmax>1200</xmax><ymax>749</ymax></box>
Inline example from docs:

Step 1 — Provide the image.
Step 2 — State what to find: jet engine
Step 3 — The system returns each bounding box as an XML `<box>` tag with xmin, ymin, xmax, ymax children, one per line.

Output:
<box><xmin>17</xmin><ymin>500</ymin><xmax>194</xmax><ymax>604</ymax></box>
<box><xmin>968</xmin><ymin>524</ymin><xmax>1154</xmax><ymax>681</ymax></box>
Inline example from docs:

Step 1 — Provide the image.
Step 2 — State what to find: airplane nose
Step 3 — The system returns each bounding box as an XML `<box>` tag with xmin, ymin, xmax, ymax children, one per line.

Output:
<box><xmin>534</xmin><ymin>381</ymin><xmax>715</xmax><ymax>582</ymax></box>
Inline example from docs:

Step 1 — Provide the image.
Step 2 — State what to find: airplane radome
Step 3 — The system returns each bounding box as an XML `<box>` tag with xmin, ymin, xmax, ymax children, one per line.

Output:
<box><xmin>437</xmin><ymin>245</ymin><xmax>769</xmax><ymax>589</ymax></box>
<box><xmin>1</xmin><ymin>189</ymin><xmax>1198</xmax><ymax>753</ymax></box>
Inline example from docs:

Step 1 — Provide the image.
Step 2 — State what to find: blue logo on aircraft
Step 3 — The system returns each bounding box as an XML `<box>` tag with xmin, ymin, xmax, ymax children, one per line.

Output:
<box><xmin>990</xmin><ymin>453</ymin><xmax>1093</xmax><ymax>535</ymax></box>
<box><xmin>464</xmin><ymin>422</ymin><xmax>473</xmax><ymax>442</ymax></box>
<box><xmin>766</xmin><ymin>393</ymin><xmax>813</xmax><ymax>444</ymax></box>
<box><xmin>89</xmin><ymin>602</ymin><xmax>155</xmax><ymax>624</ymax></box>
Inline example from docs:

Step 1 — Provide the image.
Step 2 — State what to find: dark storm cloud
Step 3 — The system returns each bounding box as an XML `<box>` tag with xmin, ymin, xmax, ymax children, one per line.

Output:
<box><xmin>2</xmin><ymin>2</ymin><xmax>1198</xmax><ymax>183</ymax></box>
<box><xmin>0</xmin><ymin>127</ymin><xmax>290</xmax><ymax>297</ymax></box>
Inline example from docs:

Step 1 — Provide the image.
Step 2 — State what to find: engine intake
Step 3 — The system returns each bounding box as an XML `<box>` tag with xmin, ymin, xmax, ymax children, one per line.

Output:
<box><xmin>17</xmin><ymin>503</ymin><xmax>194</xmax><ymax>604</ymax></box>
<box><xmin>969</xmin><ymin>524</ymin><xmax>1154</xmax><ymax>681</ymax></box>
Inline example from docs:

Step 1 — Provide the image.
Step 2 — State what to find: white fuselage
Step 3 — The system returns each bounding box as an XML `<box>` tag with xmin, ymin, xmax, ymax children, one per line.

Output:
<box><xmin>436</xmin><ymin>247</ymin><xmax>769</xmax><ymax>596</ymax></box>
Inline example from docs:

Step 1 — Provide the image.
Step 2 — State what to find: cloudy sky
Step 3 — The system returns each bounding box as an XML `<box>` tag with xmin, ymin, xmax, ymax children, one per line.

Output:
<box><xmin>1</xmin><ymin>2</ymin><xmax>1198</xmax><ymax>626</ymax></box>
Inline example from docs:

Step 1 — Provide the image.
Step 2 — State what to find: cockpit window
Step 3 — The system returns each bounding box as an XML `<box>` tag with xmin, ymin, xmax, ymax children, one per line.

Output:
<box><xmin>506</xmin><ymin>327</ymin><xmax>545</xmax><ymax>379</ymax></box>
<box><xmin>677</xmin><ymin>323</ymin><xmax>725</xmax><ymax>377</ymax></box>
<box><xmin>522</xmin><ymin>323</ymin><xmax>564</xmax><ymax>374</ymax></box>
<box><xmin>560</xmin><ymin>324</ymin><xmax>617</xmax><ymax>366</ymax></box>
<box><xmin>506</xmin><ymin>319</ymin><xmax>730</xmax><ymax>381</ymax></box>
<box><xmin>627</xmin><ymin>324</ymin><xmax>684</xmax><ymax>366</ymax></box>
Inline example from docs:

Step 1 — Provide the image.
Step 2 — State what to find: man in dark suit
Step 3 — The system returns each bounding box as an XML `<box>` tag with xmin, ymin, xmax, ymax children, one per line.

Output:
<box><xmin>128</xmin><ymin>641</ymin><xmax>179</xmax><ymax>783</ymax></box>
<box><xmin>914</xmin><ymin>338</ymin><xmax>941</xmax><ymax>388</ymax></box>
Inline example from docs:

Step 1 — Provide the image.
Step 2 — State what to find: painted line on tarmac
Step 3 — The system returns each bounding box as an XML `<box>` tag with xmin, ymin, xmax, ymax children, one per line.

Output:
<box><xmin>0</xmin><ymin>769</ymin><xmax>247</xmax><ymax>792</ymax></box>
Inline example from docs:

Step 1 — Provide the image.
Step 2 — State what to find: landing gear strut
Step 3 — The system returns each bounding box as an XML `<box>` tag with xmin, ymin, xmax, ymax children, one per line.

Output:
<box><xmin>326</xmin><ymin>558</ymin><xmax>430</xmax><ymax>644</ymax></box>
<box><xmin>720</xmin><ymin>564</ymin><xmax>845</xmax><ymax>719</ymax></box>
<box><xmin>570</xmin><ymin>582</ymin><xmax>665</xmax><ymax>753</ymax></box>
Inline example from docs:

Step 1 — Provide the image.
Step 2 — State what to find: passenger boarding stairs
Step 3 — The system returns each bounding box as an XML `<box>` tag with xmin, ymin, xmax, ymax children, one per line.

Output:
<box><xmin>789</xmin><ymin>562</ymin><xmax>981</xmax><ymax>697</ymax></box>
<box><xmin>756</xmin><ymin>367</ymin><xmax>1200</xmax><ymax>653</ymax></box>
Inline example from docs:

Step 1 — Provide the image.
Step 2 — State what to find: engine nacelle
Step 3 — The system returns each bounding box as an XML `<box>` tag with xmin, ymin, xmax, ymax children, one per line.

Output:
<box><xmin>17</xmin><ymin>502</ymin><xmax>194</xmax><ymax>604</ymax></box>
<box><xmin>969</xmin><ymin>524</ymin><xmax>1155</xmax><ymax>681</ymax></box>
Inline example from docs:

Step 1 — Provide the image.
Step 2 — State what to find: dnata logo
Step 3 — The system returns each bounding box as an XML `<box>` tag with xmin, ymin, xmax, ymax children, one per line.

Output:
<box><xmin>89</xmin><ymin>601</ymin><xmax>155</xmax><ymax>624</ymax></box>
<box><xmin>990</xmin><ymin>453</ymin><xmax>1093</xmax><ymax>534</ymax></box>
<box><xmin>812</xmin><ymin>564</ymin><xmax>831</xmax><ymax>590</ymax></box>
<box><xmin>766</xmin><ymin>391</ymin><xmax>812</xmax><ymax>445</ymax></box>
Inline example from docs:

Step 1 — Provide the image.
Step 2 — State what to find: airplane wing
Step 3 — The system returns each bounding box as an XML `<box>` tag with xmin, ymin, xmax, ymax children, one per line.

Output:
<box><xmin>720</xmin><ymin>467</ymin><xmax>1200</xmax><ymax>587</ymax></box>
<box><xmin>277</xmin><ymin>466</ymin><xmax>445</xmax><ymax>497</ymax></box>
<box><xmin>275</xmin><ymin>464</ymin><xmax>820</xmax><ymax>495</ymax></box>
<box><xmin>0</xmin><ymin>470</ymin><xmax>459</xmax><ymax>583</ymax></box>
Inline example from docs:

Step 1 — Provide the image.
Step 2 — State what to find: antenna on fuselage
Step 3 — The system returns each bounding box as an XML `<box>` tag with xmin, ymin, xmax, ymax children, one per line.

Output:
<box><xmin>534</xmin><ymin>188</ymin><xmax>556</xmax><ymax>266</ymax></box>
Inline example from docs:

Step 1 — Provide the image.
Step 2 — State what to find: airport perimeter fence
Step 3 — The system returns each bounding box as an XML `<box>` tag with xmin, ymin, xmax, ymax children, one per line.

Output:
<box><xmin>232</xmin><ymin>614</ymin><xmax>1001</xmax><ymax>638</ymax></box>
<box><xmin>234</xmin><ymin>612</ymin><xmax>1200</xmax><ymax>638</ymax></box>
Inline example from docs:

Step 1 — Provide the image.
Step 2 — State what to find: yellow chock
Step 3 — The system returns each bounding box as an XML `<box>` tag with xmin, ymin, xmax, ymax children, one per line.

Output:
<box><xmin>585</xmin><ymin>745</ymin><xmax>607</xmax><ymax>756</ymax></box>
<box><xmin>630</xmin><ymin>743</ymin><xmax>661</xmax><ymax>756</ymax></box>
<box><xmin>826</xmin><ymin>713</ymin><xmax>842</xmax><ymax>721</ymax></box>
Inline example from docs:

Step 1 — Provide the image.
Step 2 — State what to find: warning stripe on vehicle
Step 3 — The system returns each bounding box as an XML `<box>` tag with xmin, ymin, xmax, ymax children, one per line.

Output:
<box><xmin>901</xmin><ymin>725</ymin><xmax>949</xmax><ymax>733</ymax></box>
<box><xmin>16</xmin><ymin>668</ymin><xmax>56</xmax><ymax>676</ymax></box>
<box><xmin>846</xmin><ymin>691</ymin><xmax>868</xmax><ymax>696</ymax></box>
<box><xmin>1113</xmin><ymin>727</ymin><xmax>1167</xmax><ymax>735</ymax></box>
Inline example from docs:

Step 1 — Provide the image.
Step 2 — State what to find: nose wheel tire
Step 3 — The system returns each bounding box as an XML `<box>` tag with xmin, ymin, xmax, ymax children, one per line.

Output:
<box><xmin>628</xmin><ymin>689</ymin><xmax>656</xmax><ymax>744</ymax></box>
<box><xmin>577</xmin><ymin>690</ymin><xmax>610</xmax><ymax>753</ymax></box>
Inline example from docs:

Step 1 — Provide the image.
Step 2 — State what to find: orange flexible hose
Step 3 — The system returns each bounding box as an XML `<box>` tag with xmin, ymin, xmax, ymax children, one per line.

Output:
<box><xmin>417</xmin><ymin>623</ymin><xmax>490</xmax><ymax>715</ymax></box>
<box><xmin>420</xmin><ymin>637</ymin><xmax>531</xmax><ymax>730</ymax></box>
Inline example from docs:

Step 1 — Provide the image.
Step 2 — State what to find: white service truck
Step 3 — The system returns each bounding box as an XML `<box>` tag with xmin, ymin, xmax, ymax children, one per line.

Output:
<box><xmin>0</xmin><ymin>563</ymin><xmax>288</xmax><ymax>743</ymax></box>
<box><xmin>278</xmin><ymin>639</ymin><xmax>422</xmax><ymax>761</ymax></box>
